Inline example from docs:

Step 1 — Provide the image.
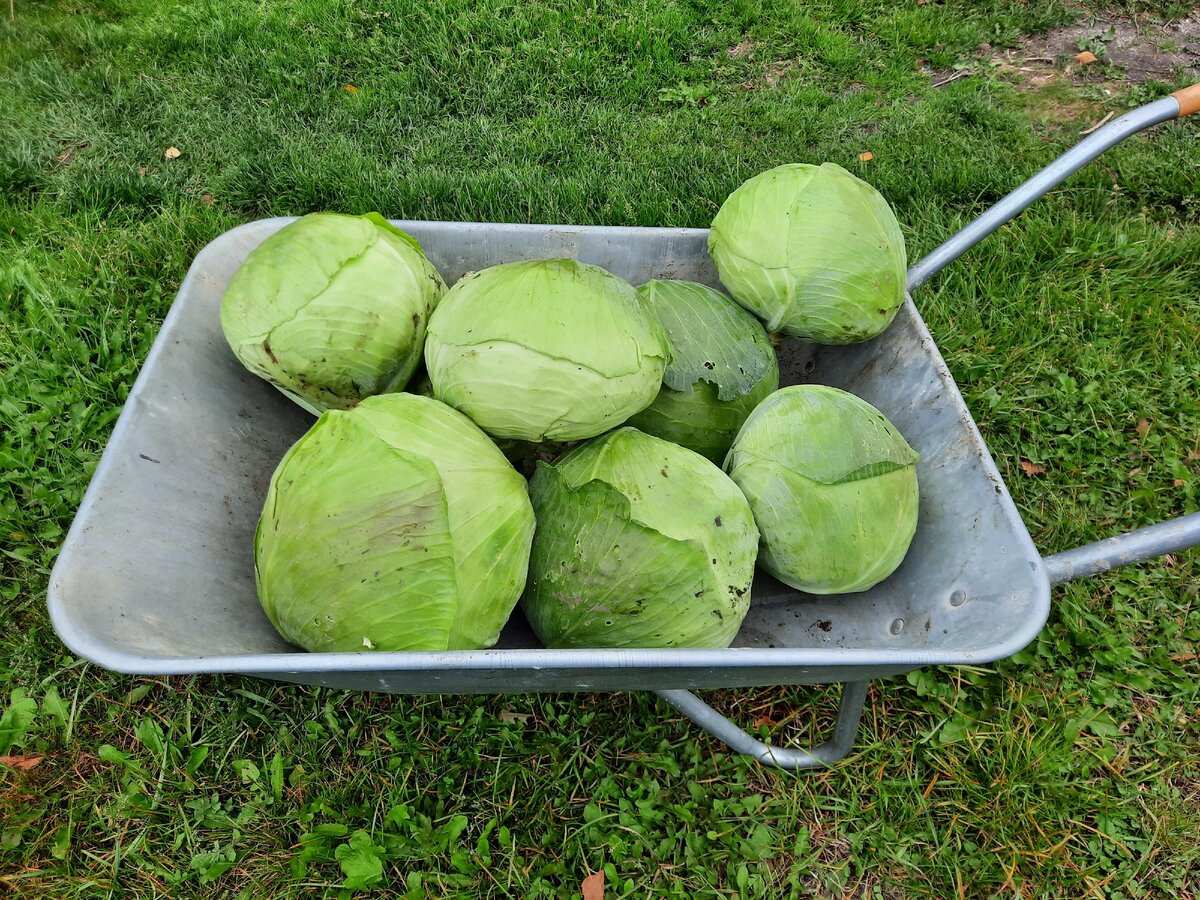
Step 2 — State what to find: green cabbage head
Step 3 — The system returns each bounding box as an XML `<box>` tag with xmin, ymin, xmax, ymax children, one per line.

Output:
<box><xmin>726</xmin><ymin>385</ymin><xmax>919</xmax><ymax>594</ymax></box>
<box><xmin>708</xmin><ymin>163</ymin><xmax>907</xmax><ymax>344</ymax></box>
<box><xmin>255</xmin><ymin>393</ymin><xmax>535</xmax><ymax>652</ymax></box>
<box><xmin>424</xmin><ymin>259</ymin><xmax>668</xmax><ymax>441</ymax></box>
<box><xmin>221</xmin><ymin>212</ymin><xmax>446</xmax><ymax>414</ymax></box>
<box><xmin>626</xmin><ymin>280</ymin><xmax>779</xmax><ymax>463</ymax></box>
<box><xmin>521</xmin><ymin>428</ymin><xmax>759</xmax><ymax>649</ymax></box>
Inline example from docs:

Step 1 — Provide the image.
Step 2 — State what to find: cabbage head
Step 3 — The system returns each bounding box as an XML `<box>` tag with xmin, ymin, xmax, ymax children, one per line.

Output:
<box><xmin>424</xmin><ymin>259</ymin><xmax>668</xmax><ymax>441</ymax></box>
<box><xmin>255</xmin><ymin>393</ymin><xmax>535</xmax><ymax>652</ymax></box>
<box><xmin>626</xmin><ymin>280</ymin><xmax>778</xmax><ymax>463</ymax></box>
<box><xmin>726</xmin><ymin>385</ymin><xmax>919</xmax><ymax>594</ymax></box>
<box><xmin>221</xmin><ymin>212</ymin><xmax>445</xmax><ymax>414</ymax></box>
<box><xmin>708</xmin><ymin>163</ymin><xmax>906</xmax><ymax>344</ymax></box>
<box><xmin>522</xmin><ymin>428</ymin><xmax>758</xmax><ymax>649</ymax></box>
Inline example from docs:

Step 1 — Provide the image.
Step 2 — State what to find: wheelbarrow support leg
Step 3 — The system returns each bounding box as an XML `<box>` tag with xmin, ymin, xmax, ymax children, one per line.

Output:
<box><xmin>654</xmin><ymin>681</ymin><xmax>869</xmax><ymax>770</ymax></box>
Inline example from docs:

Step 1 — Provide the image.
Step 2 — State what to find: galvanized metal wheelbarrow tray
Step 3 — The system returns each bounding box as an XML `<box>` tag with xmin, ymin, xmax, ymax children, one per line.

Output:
<box><xmin>49</xmin><ymin>88</ymin><xmax>1200</xmax><ymax>768</ymax></box>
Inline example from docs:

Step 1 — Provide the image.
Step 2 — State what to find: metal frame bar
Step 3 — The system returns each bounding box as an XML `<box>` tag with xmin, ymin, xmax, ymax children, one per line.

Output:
<box><xmin>656</xmin><ymin>682</ymin><xmax>870</xmax><ymax>769</ymax></box>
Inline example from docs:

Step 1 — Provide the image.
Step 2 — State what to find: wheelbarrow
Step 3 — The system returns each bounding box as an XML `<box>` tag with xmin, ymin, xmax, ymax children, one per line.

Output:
<box><xmin>48</xmin><ymin>86</ymin><xmax>1200</xmax><ymax>768</ymax></box>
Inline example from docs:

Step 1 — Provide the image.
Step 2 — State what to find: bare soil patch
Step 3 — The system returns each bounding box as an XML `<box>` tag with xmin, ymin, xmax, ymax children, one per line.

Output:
<box><xmin>1002</xmin><ymin>10</ymin><xmax>1200</xmax><ymax>83</ymax></box>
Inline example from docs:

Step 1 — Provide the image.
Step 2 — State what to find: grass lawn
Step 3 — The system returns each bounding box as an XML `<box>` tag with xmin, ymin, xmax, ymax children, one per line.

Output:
<box><xmin>3</xmin><ymin>0</ymin><xmax>1199</xmax><ymax>895</ymax></box>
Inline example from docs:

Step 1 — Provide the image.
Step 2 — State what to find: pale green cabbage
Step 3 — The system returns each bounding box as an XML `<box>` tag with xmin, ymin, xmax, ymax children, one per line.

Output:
<box><xmin>726</xmin><ymin>385</ymin><xmax>919</xmax><ymax>594</ymax></box>
<box><xmin>708</xmin><ymin>163</ymin><xmax>907</xmax><ymax>344</ymax></box>
<box><xmin>221</xmin><ymin>212</ymin><xmax>445</xmax><ymax>413</ymax></box>
<box><xmin>626</xmin><ymin>280</ymin><xmax>779</xmax><ymax>462</ymax></box>
<box><xmin>424</xmin><ymin>259</ymin><xmax>668</xmax><ymax>441</ymax></box>
<box><xmin>522</xmin><ymin>428</ymin><xmax>759</xmax><ymax>648</ymax></box>
<box><xmin>255</xmin><ymin>393</ymin><xmax>535</xmax><ymax>652</ymax></box>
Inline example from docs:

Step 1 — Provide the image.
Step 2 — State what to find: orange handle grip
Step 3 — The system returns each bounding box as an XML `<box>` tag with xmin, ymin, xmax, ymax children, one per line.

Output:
<box><xmin>1172</xmin><ymin>84</ymin><xmax>1200</xmax><ymax>118</ymax></box>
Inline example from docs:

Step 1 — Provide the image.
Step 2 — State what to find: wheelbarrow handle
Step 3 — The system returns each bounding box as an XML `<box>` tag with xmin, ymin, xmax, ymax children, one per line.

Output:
<box><xmin>906</xmin><ymin>84</ymin><xmax>1200</xmax><ymax>291</ymax></box>
<box><xmin>1043</xmin><ymin>512</ymin><xmax>1200</xmax><ymax>585</ymax></box>
<box><xmin>904</xmin><ymin>84</ymin><xmax>1200</xmax><ymax>583</ymax></box>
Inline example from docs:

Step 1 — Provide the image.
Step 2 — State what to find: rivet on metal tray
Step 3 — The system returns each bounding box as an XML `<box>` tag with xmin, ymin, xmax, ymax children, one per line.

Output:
<box><xmin>802</xmin><ymin>358</ymin><xmax>817</xmax><ymax>375</ymax></box>
<box><xmin>949</xmin><ymin>589</ymin><xmax>967</xmax><ymax>607</ymax></box>
<box><xmin>889</xmin><ymin>618</ymin><xmax>905</xmax><ymax>635</ymax></box>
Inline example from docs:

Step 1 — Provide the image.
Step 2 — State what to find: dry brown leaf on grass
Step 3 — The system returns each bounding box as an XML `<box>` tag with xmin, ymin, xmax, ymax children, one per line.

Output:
<box><xmin>1075</xmin><ymin>50</ymin><xmax>1098</xmax><ymax>65</ymax></box>
<box><xmin>164</xmin><ymin>146</ymin><xmax>181</xmax><ymax>160</ymax></box>
<box><xmin>1020</xmin><ymin>460</ymin><xmax>1046</xmax><ymax>477</ymax></box>
<box><xmin>581</xmin><ymin>870</ymin><xmax>604</xmax><ymax>899</ymax></box>
<box><xmin>0</xmin><ymin>755</ymin><xmax>44</xmax><ymax>770</ymax></box>
<box><xmin>344</xmin><ymin>84</ymin><xmax>359</xmax><ymax>93</ymax></box>
<box><xmin>858</xmin><ymin>151</ymin><xmax>874</xmax><ymax>162</ymax></box>
<box><xmin>1137</xmin><ymin>418</ymin><xmax>1151</xmax><ymax>438</ymax></box>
